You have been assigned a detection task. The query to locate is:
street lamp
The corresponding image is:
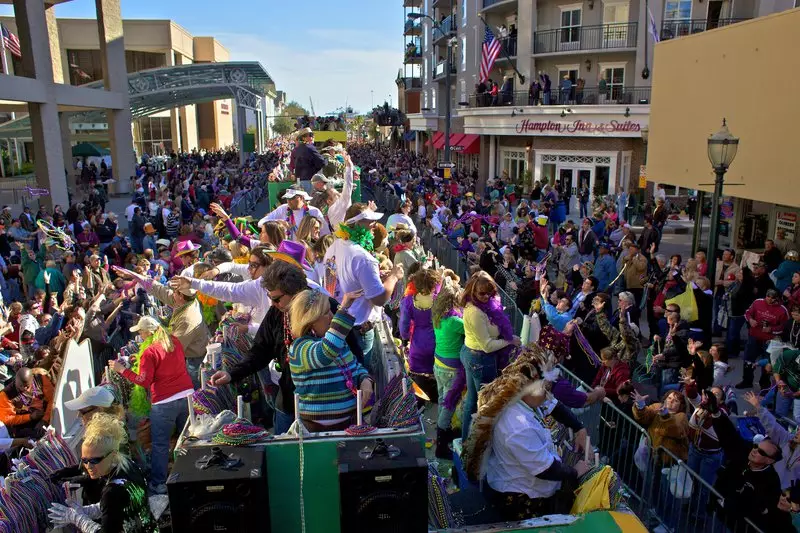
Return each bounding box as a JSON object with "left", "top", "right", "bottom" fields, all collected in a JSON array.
[
  {"left": 705, "top": 118, "right": 739, "bottom": 287},
  {"left": 408, "top": 12, "right": 453, "bottom": 167}
]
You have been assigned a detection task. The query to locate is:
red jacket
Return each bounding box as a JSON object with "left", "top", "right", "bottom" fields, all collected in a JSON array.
[
  {"left": 592, "top": 361, "right": 631, "bottom": 402},
  {"left": 121, "top": 337, "right": 194, "bottom": 403},
  {"left": 745, "top": 298, "right": 789, "bottom": 342},
  {"left": 531, "top": 224, "right": 549, "bottom": 250}
]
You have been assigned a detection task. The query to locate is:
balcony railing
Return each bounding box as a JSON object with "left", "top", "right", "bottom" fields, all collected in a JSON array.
[
  {"left": 500, "top": 35, "right": 517, "bottom": 57},
  {"left": 483, "top": 0, "right": 516, "bottom": 9},
  {"left": 468, "top": 85, "right": 651, "bottom": 107},
  {"left": 434, "top": 60, "right": 457, "bottom": 78},
  {"left": 659, "top": 18, "right": 749, "bottom": 40},
  {"left": 433, "top": 15, "right": 456, "bottom": 41},
  {"left": 534, "top": 22, "right": 637, "bottom": 54},
  {"left": 404, "top": 20, "right": 422, "bottom": 35}
]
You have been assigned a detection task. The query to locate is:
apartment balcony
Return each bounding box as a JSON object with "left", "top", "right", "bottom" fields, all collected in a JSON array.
[
  {"left": 404, "top": 19, "right": 422, "bottom": 36},
  {"left": 401, "top": 77, "right": 422, "bottom": 91},
  {"left": 432, "top": 0, "right": 453, "bottom": 8},
  {"left": 433, "top": 15, "right": 456, "bottom": 44},
  {"left": 497, "top": 35, "right": 517, "bottom": 59},
  {"left": 403, "top": 0, "right": 422, "bottom": 7},
  {"left": 434, "top": 60, "right": 457, "bottom": 81},
  {"left": 481, "top": 0, "right": 518, "bottom": 15},
  {"left": 660, "top": 18, "right": 750, "bottom": 40},
  {"left": 534, "top": 22, "right": 637, "bottom": 55},
  {"left": 467, "top": 85, "right": 651, "bottom": 107}
]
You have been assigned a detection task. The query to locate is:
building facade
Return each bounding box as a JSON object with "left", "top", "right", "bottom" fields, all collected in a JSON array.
[
  {"left": 402, "top": 0, "right": 793, "bottom": 196},
  {"left": 0, "top": 17, "right": 258, "bottom": 156}
]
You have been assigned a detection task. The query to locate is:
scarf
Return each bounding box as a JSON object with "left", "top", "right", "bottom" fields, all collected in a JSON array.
[
  {"left": 334, "top": 223, "right": 374, "bottom": 252},
  {"left": 129, "top": 336, "right": 155, "bottom": 417},
  {"left": 471, "top": 295, "right": 514, "bottom": 341}
]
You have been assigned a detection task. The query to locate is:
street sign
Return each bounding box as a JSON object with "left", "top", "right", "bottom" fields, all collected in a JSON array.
[
  {"left": 438, "top": 162, "right": 456, "bottom": 169},
  {"left": 638, "top": 165, "right": 647, "bottom": 189},
  {"left": 443, "top": 168, "right": 451, "bottom": 179}
]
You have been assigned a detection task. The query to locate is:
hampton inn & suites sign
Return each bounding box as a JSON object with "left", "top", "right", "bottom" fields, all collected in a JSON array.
[{"left": 463, "top": 115, "right": 648, "bottom": 137}]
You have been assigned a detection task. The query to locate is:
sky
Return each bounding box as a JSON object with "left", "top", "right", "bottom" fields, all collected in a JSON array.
[{"left": 0, "top": 0, "right": 406, "bottom": 115}]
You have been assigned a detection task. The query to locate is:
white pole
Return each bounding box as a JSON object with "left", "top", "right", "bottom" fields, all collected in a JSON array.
[
  {"left": 293, "top": 393, "right": 301, "bottom": 424},
  {"left": 402, "top": 377, "right": 408, "bottom": 397},
  {"left": 356, "top": 390, "right": 363, "bottom": 426},
  {"left": 594, "top": 452, "right": 600, "bottom": 467},
  {"left": 236, "top": 395, "right": 244, "bottom": 419},
  {"left": 584, "top": 435, "right": 591, "bottom": 463}
]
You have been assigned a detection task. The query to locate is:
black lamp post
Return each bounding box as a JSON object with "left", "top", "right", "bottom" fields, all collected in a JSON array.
[
  {"left": 705, "top": 119, "right": 739, "bottom": 286},
  {"left": 408, "top": 12, "right": 453, "bottom": 167}
]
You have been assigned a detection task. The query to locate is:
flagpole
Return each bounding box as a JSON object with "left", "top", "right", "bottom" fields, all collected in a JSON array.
[
  {"left": 642, "top": 0, "right": 651, "bottom": 79},
  {"left": 0, "top": 25, "right": 8, "bottom": 178},
  {"left": 477, "top": 16, "right": 525, "bottom": 85}
]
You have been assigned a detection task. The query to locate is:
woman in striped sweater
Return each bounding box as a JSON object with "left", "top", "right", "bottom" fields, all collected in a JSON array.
[
  {"left": 432, "top": 275, "right": 464, "bottom": 458},
  {"left": 288, "top": 288, "right": 374, "bottom": 432}
]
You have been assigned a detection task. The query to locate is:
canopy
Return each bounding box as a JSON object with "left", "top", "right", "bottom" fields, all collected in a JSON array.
[{"left": 72, "top": 142, "right": 110, "bottom": 157}]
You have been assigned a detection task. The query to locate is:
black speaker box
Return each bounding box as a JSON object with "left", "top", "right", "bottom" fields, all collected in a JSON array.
[
  {"left": 166, "top": 445, "right": 269, "bottom": 533},
  {"left": 338, "top": 437, "right": 428, "bottom": 533}
]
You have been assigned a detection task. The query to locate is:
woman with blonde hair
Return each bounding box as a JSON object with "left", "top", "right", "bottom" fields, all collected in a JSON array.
[
  {"left": 310, "top": 234, "right": 335, "bottom": 285},
  {"left": 211, "top": 202, "right": 287, "bottom": 249},
  {"left": 47, "top": 413, "right": 157, "bottom": 532},
  {"left": 460, "top": 271, "right": 521, "bottom": 441},
  {"left": 296, "top": 215, "right": 322, "bottom": 253},
  {"left": 432, "top": 276, "right": 465, "bottom": 458},
  {"left": 288, "top": 288, "right": 373, "bottom": 432},
  {"left": 109, "top": 316, "right": 193, "bottom": 495}
]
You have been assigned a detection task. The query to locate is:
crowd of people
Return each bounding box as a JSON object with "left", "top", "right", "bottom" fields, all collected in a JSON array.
[{"left": 1, "top": 136, "right": 800, "bottom": 531}]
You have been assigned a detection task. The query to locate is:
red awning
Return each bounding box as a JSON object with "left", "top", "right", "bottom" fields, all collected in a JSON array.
[
  {"left": 451, "top": 134, "right": 480, "bottom": 154},
  {"left": 427, "top": 131, "right": 444, "bottom": 148},
  {"left": 432, "top": 131, "right": 447, "bottom": 150}
]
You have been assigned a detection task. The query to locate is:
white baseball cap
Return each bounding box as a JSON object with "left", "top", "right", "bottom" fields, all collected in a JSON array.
[
  {"left": 130, "top": 315, "right": 161, "bottom": 333},
  {"left": 64, "top": 386, "right": 115, "bottom": 411}
]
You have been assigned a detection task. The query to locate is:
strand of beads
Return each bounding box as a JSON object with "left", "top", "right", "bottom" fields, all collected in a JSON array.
[{"left": 211, "top": 418, "right": 269, "bottom": 446}]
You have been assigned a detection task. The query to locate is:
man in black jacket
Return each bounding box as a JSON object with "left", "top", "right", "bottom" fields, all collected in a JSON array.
[
  {"left": 290, "top": 128, "right": 325, "bottom": 191},
  {"left": 709, "top": 407, "right": 783, "bottom": 532},
  {"left": 208, "top": 260, "right": 362, "bottom": 434}
]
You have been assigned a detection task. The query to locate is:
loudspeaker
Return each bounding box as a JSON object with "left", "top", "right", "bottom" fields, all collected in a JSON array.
[
  {"left": 338, "top": 437, "right": 428, "bottom": 533},
  {"left": 167, "top": 445, "right": 269, "bottom": 533}
]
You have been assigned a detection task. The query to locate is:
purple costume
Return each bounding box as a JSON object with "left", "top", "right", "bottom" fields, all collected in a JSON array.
[{"left": 399, "top": 294, "right": 436, "bottom": 374}]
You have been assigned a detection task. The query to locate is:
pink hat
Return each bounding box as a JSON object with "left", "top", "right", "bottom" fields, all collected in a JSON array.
[
  {"left": 175, "top": 240, "right": 201, "bottom": 256},
  {"left": 266, "top": 240, "right": 312, "bottom": 271}
]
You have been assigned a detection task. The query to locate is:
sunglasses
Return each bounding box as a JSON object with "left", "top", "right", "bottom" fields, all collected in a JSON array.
[
  {"left": 268, "top": 290, "right": 286, "bottom": 301},
  {"left": 247, "top": 262, "right": 263, "bottom": 270},
  {"left": 752, "top": 443, "right": 776, "bottom": 460},
  {"left": 81, "top": 451, "right": 111, "bottom": 466},
  {"left": 477, "top": 290, "right": 496, "bottom": 298}
]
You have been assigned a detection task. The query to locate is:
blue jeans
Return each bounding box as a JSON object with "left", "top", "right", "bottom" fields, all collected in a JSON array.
[
  {"left": 725, "top": 315, "right": 745, "bottom": 357},
  {"left": 358, "top": 327, "right": 377, "bottom": 376},
  {"left": 580, "top": 201, "right": 588, "bottom": 218},
  {"left": 273, "top": 408, "right": 294, "bottom": 435},
  {"left": 185, "top": 358, "right": 202, "bottom": 390},
  {"left": 744, "top": 335, "right": 767, "bottom": 363},
  {"left": 687, "top": 445, "right": 723, "bottom": 516},
  {"left": 149, "top": 396, "right": 189, "bottom": 488},
  {"left": 434, "top": 363, "right": 458, "bottom": 429},
  {"left": 460, "top": 346, "right": 498, "bottom": 442}
]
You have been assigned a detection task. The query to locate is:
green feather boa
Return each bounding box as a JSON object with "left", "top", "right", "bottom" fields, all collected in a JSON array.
[
  {"left": 336, "top": 223, "right": 375, "bottom": 252},
  {"left": 129, "top": 336, "right": 154, "bottom": 417}
]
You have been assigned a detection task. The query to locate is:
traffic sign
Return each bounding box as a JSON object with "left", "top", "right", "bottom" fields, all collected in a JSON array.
[{"left": 438, "top": 162, "right": 456, "bottom": 169}]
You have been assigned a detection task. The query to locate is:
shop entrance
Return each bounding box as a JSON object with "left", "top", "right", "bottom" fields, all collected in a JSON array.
[{"left": 557, "top": 167, "right": 594, "bottom": 197}]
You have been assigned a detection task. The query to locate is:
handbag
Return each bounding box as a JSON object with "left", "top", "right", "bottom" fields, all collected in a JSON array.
[
  {"left": 662, "top": 464, "right": 694, "bottom": 499},
  {"left": 633, "top": 435, "right": 650, "bottom": 473}
]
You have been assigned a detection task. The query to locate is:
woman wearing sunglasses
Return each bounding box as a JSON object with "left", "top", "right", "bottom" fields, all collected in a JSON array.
[
  {"left": 460, "top": 271, "right": 520, "bottom": 442},
  {"left": 48, "top": 413, "right": 157, "bottom": 532}
]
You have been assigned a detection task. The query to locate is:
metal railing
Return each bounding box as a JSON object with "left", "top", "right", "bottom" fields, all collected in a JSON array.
[
  {"left": 534, "top": 22, "right": 638, "bottom": 54},
  {"left": 558, "top": 365, "right": 765, "bottom": 533},
  {"left": 404, "top": 20, "right": 422, "bottom": 34},
  {"left": 434, "top": 60, "right": 457, "bottom": 79},
  {"left": 468, "top": 85, "right": 651, "bottom": 107},
  {"left": 433, "top": 15, "right": 456, "bottom": 42},
  {"left": 482, "top": 0, "right": 514, "bottom": 9},
  {"left": 500, "top": 35, "right": 517, "bottom": 57},
  {"left": 660, "top": 18, "right": 750, "bottom": 40}
]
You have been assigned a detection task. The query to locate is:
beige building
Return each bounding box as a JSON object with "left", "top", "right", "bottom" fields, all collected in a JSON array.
[
  {"left": 647, "top": 7, "right": 800, "bottom": 253},
  {"left": 403, "top": 0, "right": 794, "bottom": 197},
  {"left": 1, "top": 16, "right": 236, "bottom": 157}
]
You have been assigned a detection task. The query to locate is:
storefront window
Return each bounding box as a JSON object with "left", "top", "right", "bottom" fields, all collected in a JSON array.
[
  {"left": 501, "top": 149, "right": 527, "bottom": 184},
  {"left": 133, "top": 116, "right": 173, "bottom": 157},
  {"left": 595, "top": 166, "right": 610, "bottom": 197},
  {"left": 542, "top": 163, "right": 556, "bottom": 185}
]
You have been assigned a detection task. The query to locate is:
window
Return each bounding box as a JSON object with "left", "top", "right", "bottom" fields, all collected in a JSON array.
[
  {"left": 461, "top": 36, "right": 467, "bottom": 71},
  {"left": 460, "top": 79, "right": 467, "bottom": 103},
  {"left": 66, "top": 49, "right": 104, "bottom": 85},
  {"left": 432, "top": 87, "right": 437, "bottom": 111},
  {"left": 462, "top": 0, "right": 468, "bottom": 27},
  {"left": 600, "top": 64, "right": 625, "bottom": 101},
  {"left": 423, "top": 57, "right": 429, "bottom": 84},
  {"left": 602, "top": 1, "right": 631, "bottom": 46},
  {"left": 133, "top": 116, "right": 174, "bottom": 157},
  {"left": 603, "top": 1, "right": 629, "bottom": 23},
  {"left": 662, "top": 0, "right": 692, "bottom": 37},
  {"left": 423, "top": 90, "right": 429, "bottom": 109},
  {"left": 501, "top": 149, "right": 528, "bottom": 184},
  {"left": 125, "top": 51, "right": 166, "bottom": 73},
  {"left": 559, "top": 7, "right": 582, "bottom": 50}
]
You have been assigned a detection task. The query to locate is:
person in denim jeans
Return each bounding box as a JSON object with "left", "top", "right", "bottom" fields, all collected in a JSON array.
[
  {"left": 459, "top": 272, "right": 520, "bottom": 442},
  {"left": 110, "top": 316, "right": 193, "bottom": 495},
  {"left": 687, "top": 388, "right": 725, "bottom": 514}
]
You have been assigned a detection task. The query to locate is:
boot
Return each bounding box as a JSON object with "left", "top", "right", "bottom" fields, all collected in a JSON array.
[
  {"left": 435, "top": 427, "right": 454, "bottom": 460},
  {"left": 735, "top": 363, "right": 754, "bottom": 389}
]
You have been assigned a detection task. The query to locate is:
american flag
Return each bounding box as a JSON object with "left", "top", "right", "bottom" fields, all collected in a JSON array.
[
  {"left": 480, "top": 26, "right": 501, "bottom": 83},
  {"left": 1, "top": 24, "right": 21, "bottom": 58}
]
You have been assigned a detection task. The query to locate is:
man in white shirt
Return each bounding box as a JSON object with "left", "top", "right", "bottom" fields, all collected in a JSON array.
[
  {"left": 386, "top": 200, "right": 417, "bottom": 236},
  {"left": 324, "top": 203, "right": 404, "bottom": 374},
  {"left": 259, "top": 189, "right": 329, "bottom": 240},
  {"left": 485, "top": 380, "right": 589, "bottom": 519},
  {"left": 125, "top": 201, "right": 137, "bottom": 224}
]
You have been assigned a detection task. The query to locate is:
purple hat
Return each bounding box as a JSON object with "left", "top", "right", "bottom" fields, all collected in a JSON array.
[
  {"left": 175, "top": 240, "right": 201, "bottom": 256},
  {"left": 266, "top": 240, "right": 312, "bottom": 271}
]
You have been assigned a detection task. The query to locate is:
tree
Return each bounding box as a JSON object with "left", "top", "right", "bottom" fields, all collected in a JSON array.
[{"left": 273, "top": 101, "right": 310, "bottom": 137}]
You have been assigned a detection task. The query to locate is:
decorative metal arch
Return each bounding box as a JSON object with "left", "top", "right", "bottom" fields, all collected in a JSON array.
[{"left": 0, "top": 61, "right": 274, "bottom": 137}]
